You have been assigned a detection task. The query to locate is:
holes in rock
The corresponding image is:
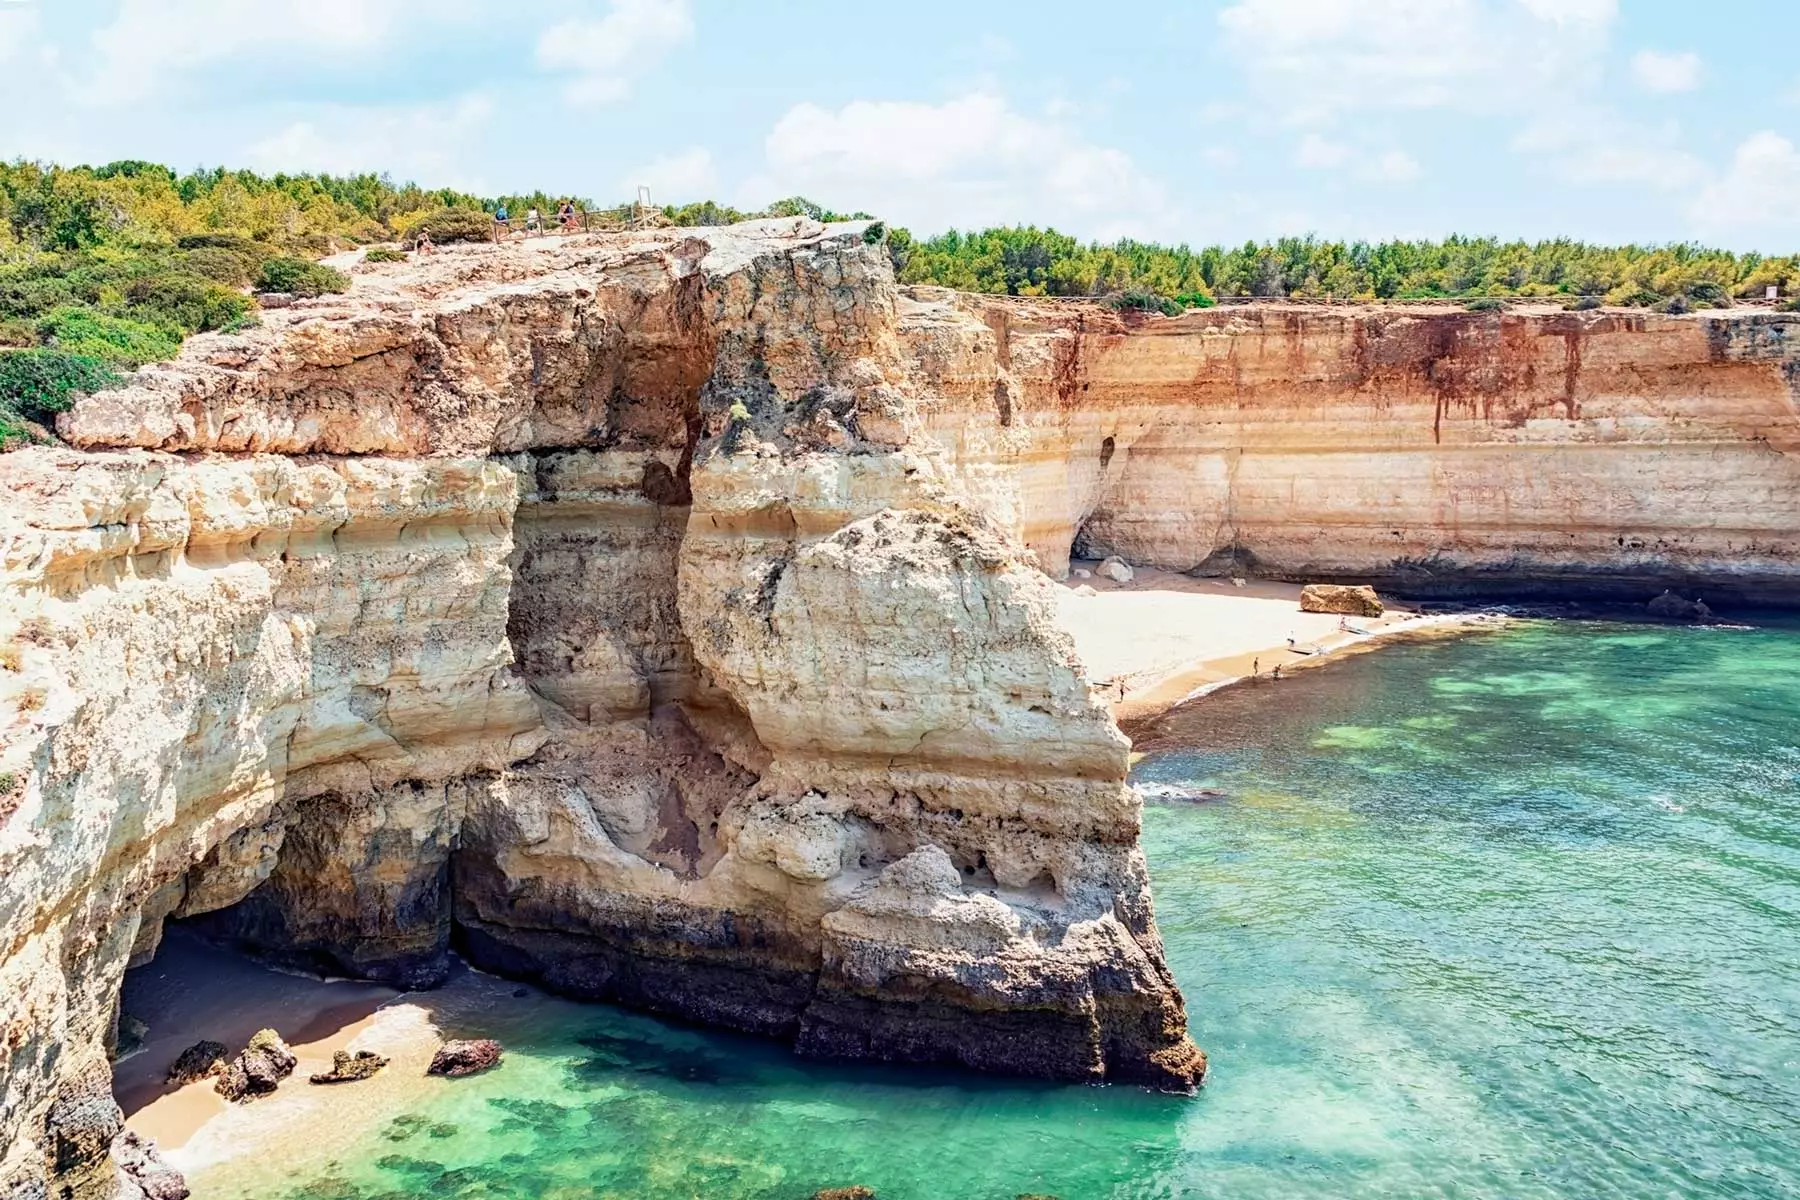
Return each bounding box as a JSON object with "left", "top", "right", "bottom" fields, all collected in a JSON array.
[{"left": 1100, "top": 436, "right": 1116, "bottom": 468}]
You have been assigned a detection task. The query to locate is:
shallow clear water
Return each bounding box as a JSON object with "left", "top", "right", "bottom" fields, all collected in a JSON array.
[{"left": 205, "top": 619, "right": 1800, "bottom": 1200}]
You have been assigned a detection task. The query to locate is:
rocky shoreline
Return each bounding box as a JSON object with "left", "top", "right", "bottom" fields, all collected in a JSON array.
[{"left": 3, "top": 219, "right": 1795, "bottom": 1199}]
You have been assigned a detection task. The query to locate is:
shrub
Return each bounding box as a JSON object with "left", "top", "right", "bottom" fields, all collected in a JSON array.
[
  {"left": 1782, "top": 297, "right": 1800, "bottom": 313},
  {"left": 1108, "top": 288, "right": 1180, "bottom": 317},
  {"left": 1171, "top": 291, "right": 1216, "bottom": 309},
  {"left": 862, "top": 221, "right": 886, "bottom": 245},
  {"left": 177, "top": 231, "right": 259, "bottom": 253},
  {"left": 37, "top": 307, "right": 181, "bottom": 366},
  {"left": 0, "top": 319, "right": 35, "bottom": 347},
  {"left": 1685, "top": 281, "right": 1731, "bottom": 309},
  {"left": 0, "top": 272, "right": 79, "bottom": 321},
  {"left": 362, "top": 246, "right": 407, "bottom": 264},
  {"left": 125, "top": 273, "right": 254, "bottom": 333},
  {"left": 1565, "top": 295, "right": 1604, "bottom": 311},
  {"left": 180, "top": 246, "right": 259, "bottom": 286},
  {"left": 1658, "top": 294, "right": 1692, "bottom": 315},
  {"left": 403, "top": 206, "right": 493, "bottom": 244},
  {"left": 1464, "top": 297, "right": 1507, "bottom": 312},
  {"left": 255, "top": 257, "right": 350, "bottom": 298},
  {"left": 0, "top": 348, "right": 119, "bottom": 444}
]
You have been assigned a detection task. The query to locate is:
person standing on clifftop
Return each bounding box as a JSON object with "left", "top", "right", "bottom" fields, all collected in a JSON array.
[
  {"left": 493, "top": 203, "right": 509, "bottom": 240},
  {"left": 527, "top": 206, "right": 541, "bottom": 233}
]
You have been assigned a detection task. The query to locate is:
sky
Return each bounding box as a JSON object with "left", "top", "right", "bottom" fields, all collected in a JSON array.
[{"left": 2, "top": 0, "right": 1798, "bottom": 250}]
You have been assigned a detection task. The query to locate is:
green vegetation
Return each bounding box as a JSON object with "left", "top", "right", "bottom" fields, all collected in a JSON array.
[
  {"left": 255, "top": 256, "right": 349, "bottom": 297},
  {"left": 0, "top": 348, "right": 117, "bottom": 442},
  {"left": 888, "top": 227, "right": 1800, "bottom": 308},
  {"left": 4, "top": 156, "right": 1796, "bottom": 451}
]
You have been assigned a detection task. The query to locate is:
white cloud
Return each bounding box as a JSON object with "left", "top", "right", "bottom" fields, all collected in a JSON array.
[
  {"left": 1360, "top": 149, "right": 1422, "bottom": 183},
  {"left": 246, "top": 95, "right": 496, "bottom": 190},
  {"left": 748, "top": 92, "right": 1181, "bottom": 240},
  {"left": 1513, "top": 111, "right": 1707, "bottom": 190},
  {"left": 622, "top": 147, "right": 716, "bottom": 202},
  {"left": 1217, "top": 0, "right": 1615, "bottom": 125},
  {"left": 1294, "top": 134, "right": 1351, "bottom": 169},
  {"left": 1631, "top": 50, "right": 1702, "bottom": 94},
  {"left": 537, "top": 0, "right": 692, "bottom": 107},
  {"left": 1690, "top": 131, "right": 1800, "bottom": 234},
  {"left": 85, "top": 0, "right": 460, "bottom": 104}
]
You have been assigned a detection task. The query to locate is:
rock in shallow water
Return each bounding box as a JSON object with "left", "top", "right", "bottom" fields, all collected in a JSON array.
[
  {"left": 308, "top": 1050, "right": 389, "bottom": 1084},
  {"left": 113, "top": 1130, "right": 188, "bottom": 1200},
  {"left": 427, "top": 1039, "right": 502, "bottom": 1077}
]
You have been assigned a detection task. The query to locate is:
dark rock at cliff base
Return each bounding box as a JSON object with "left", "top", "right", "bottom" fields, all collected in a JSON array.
[
  {"left": 1300, "top": 583, "right": 1385, "bottom": 617},
  {"left": 812, "top": 1188, "right": 876, "bottom": 1200},
  {"left": 427, "top": 1039, "right": 502, "bottom": 1077},
  {"left": 309, "top": 1050, "right": 389, "bottom": 1084},
  {"left": 215, "top": 1029, "right": 296, "bottom": 1102},
  {"left": 113, "top": 1130, "right": 189, "bottom": 1200},
  {"left": 165, "top": 1040, "right": 229, "bottom": 1085},
  {"left": 1647, "top": 589, "right": 1712, "bottom": 621}
]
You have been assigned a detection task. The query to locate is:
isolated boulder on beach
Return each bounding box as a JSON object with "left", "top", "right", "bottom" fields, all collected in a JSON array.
[
  {"left": 215, "top": 1029, "right": 296, "bottom": 1102},
  {"left": 1300, "top": 584, "right": 1384, "bottom": 617},
  {"left": 309, "top": 1050, "right": 389, "bottom": 1084},
  {"left": 427, "top": 1039, "right": 502, "bottom": 1077},
  {"left": 1098, "top": 556, "right": 1134, "bottom": 584},
  {"left": 165, "top": 1040, "right": 228, "bottom": 1085}
]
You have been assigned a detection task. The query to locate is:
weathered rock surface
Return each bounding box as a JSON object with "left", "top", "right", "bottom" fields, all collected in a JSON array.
[
  {"left": 164, "top": 1042, "right": 228, "bottom": 1086},
  {"left": 5, "top": 218, "right": 1796, "bottom": 1196},
  {"left": 426, "top": 1039, "right": 502, "bottom": 1077},
  {"left": 308, "top": 1050, "right": 388, "bottom": 1084},
  {"left": 898, "top": 292, "right": 1799, "bottom": 599},
  {"left": 214, "top": 1030, "right": 296, "bottom": 1102},
  {"left": 1299, "top": 584, "right": 1385, "bottom": 617}
]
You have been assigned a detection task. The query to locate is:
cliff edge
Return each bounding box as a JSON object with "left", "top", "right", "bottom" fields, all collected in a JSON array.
[{"left": 0, "top": 221, "right": 1201, "bottom": 1200}]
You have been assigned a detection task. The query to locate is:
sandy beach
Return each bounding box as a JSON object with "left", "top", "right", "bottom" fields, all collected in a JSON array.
[
  {"left": 1052, "top": 563, "right": 1496, "bottom": 725},
  {"left": 117, "top": 929, "right": 435, "bottom": 1168}
]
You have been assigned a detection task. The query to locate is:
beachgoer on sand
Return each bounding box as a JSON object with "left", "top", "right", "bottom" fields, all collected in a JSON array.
[
  {"left": 1273, "top": 664, "right": 1283, "bottom": 681},
  {"left": 1252, "top": 657, "right": 1260, "bottom": 677}
]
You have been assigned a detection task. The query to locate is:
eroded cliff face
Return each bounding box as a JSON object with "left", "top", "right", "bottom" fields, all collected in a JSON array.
[
  {"left": 5, "top": 219, "right": 1797, "bottom": 1197},
  {"left": 0, "top": 222, "right": 1200, "bottom": 1199},
  {"left": 900, "top": 292, "right": 1800, "bottom": 597}
]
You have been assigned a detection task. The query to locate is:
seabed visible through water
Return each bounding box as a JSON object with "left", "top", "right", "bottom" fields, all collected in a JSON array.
[{"left": 125, "top": 616, "right": 1800, "bottom": 1200}]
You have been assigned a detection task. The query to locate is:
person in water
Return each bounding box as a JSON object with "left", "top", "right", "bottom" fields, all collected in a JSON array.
[{"left": 1273, "top": 664, "right": 1283, "bottom": 681}]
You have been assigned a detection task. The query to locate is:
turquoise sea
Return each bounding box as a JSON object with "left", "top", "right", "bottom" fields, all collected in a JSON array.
[{"left": 203, "top": 618, "right": 1800, "bottom": 1200}]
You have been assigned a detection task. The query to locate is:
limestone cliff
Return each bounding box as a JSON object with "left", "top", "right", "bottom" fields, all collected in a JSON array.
[
  {"left": 4, "top": 218, "right": 1797, "bottom": 1198},
  {"left": 900, "top": 292, "right": 1800, "bottom": 598},
  {"left": 0, "top": 222, "right": 1198, "bottom": 1199}
]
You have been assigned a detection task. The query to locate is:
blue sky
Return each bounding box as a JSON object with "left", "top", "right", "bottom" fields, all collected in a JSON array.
[{"left": 2, "top": 0, "right": 1797, "bottom": 249}]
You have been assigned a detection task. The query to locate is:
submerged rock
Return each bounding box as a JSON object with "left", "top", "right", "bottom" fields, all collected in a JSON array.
[
  {"left": 215, "top": 1030, "right": 296, "bottom": 1102},
  {"left": 165, "top": 1040, "right": 228, "bottom": 1085},
  {"left": 812, "top": 1189, "right": 877, "bottom": 1200},
  {"left": 427, "top": 1039, "right": 502, "bottom": 1077},
  {"left": 1300, "top": 584, "right": 1384, "bottom": 617},
  {"left": 113, "top": 1130, "right": 189, "bottom": 1200},
  {"left": 309, "top": 1050, "right": 389, "bottom": 1085}
]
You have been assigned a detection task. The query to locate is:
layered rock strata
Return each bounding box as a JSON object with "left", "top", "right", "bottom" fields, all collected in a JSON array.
[
  {"left": 5, "top": 219, "right": 1796, "bottom": 1197},
  {"left": 1, "top": 222, "right": 1199, "bottom": 1199},
  {"left": 899, "top": 292, "right": 1800, "bottom": 598}
]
